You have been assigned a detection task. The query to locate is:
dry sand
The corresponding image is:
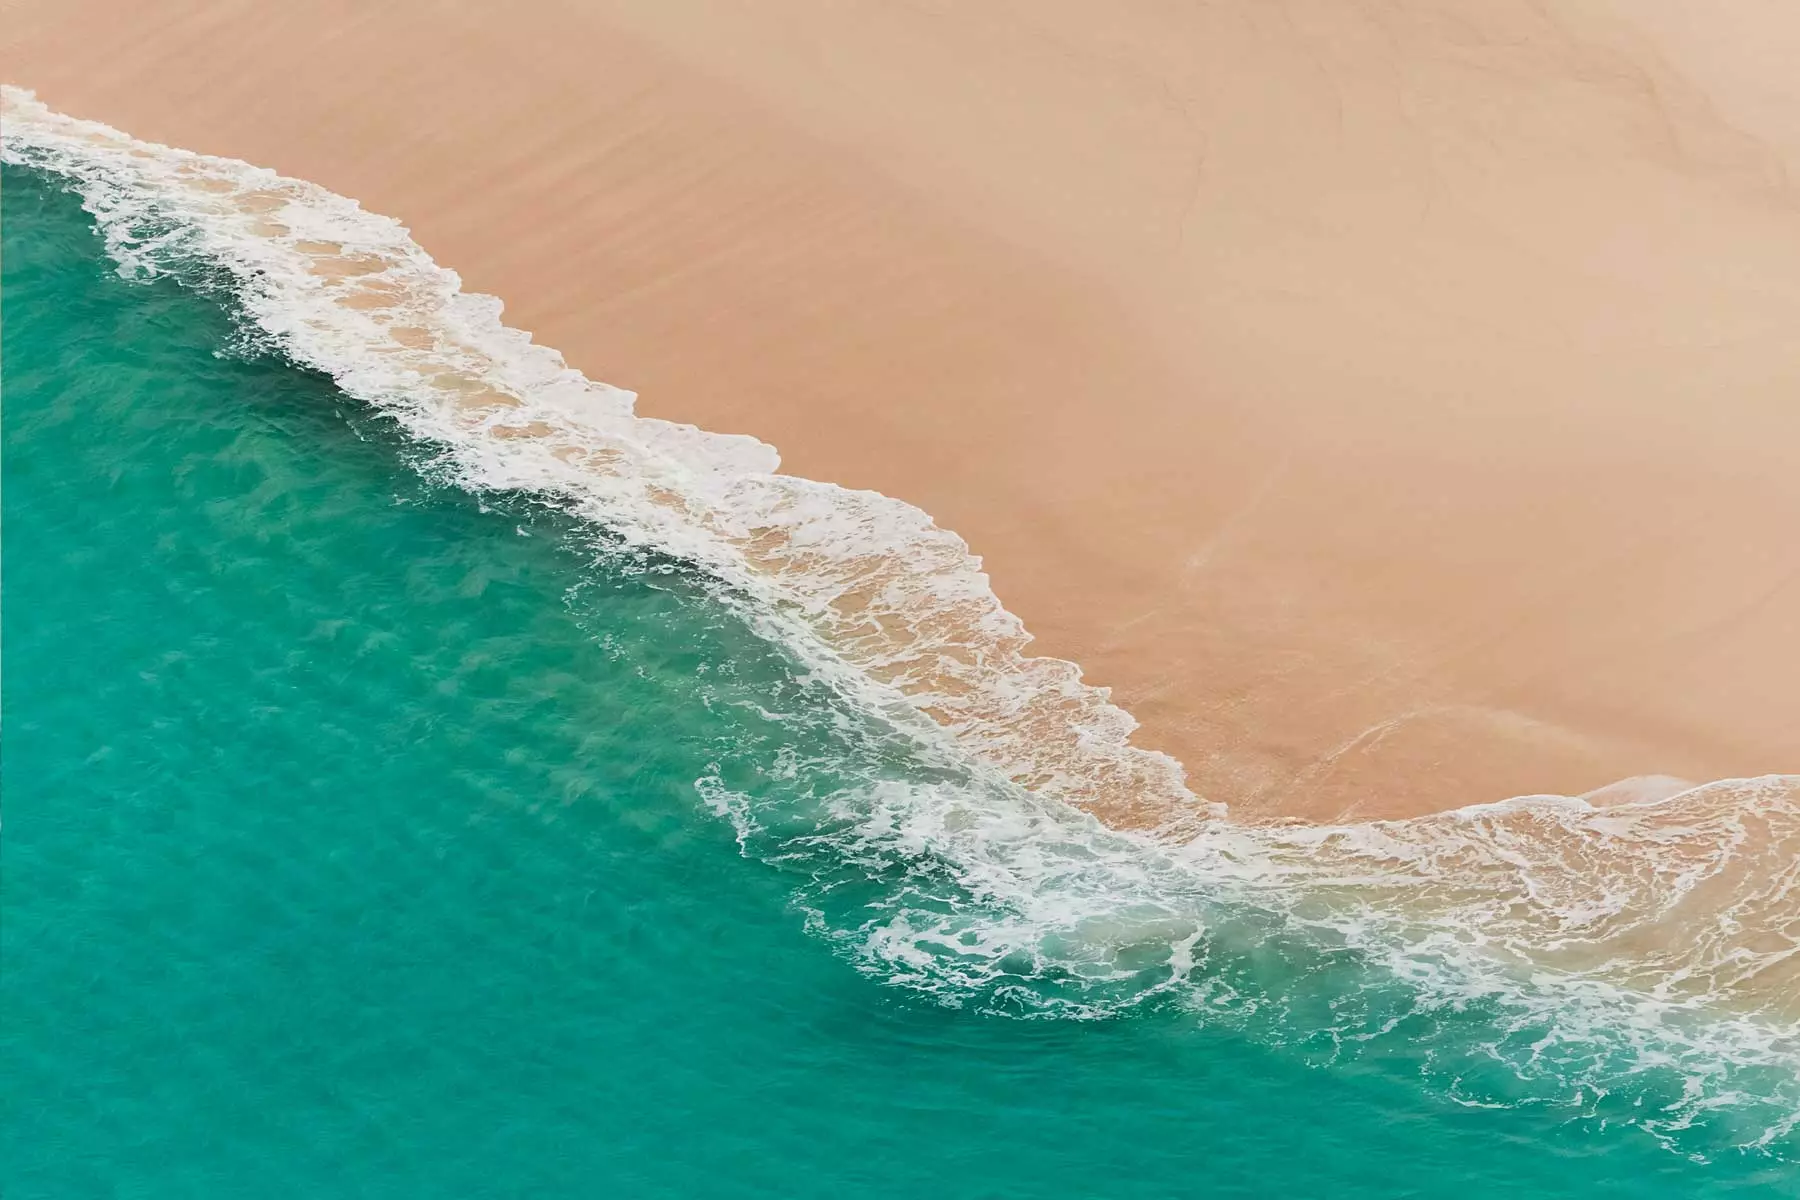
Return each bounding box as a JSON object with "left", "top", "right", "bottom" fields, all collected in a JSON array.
[{"left": 5, "top": 0, "right": 1797, "bottom": 823}]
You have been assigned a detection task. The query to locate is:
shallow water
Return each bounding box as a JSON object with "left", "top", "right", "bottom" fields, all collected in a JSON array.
[{"left": 4, "top": 152, "right": 1797, "bottom": 1197}]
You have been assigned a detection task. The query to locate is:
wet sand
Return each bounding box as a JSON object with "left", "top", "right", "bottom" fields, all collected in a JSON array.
[{"left": 6, "top": 0, "right": 1797, "bottom": 822}]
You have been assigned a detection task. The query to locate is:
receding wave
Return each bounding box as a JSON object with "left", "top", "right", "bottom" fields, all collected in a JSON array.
[{"left": 6, "top": 86, "right": 1794, "bottom": 1161}]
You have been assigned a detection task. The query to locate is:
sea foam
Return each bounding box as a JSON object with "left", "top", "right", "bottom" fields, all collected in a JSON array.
[
  {"left": 0, "top": 87, "right": 1190, "bottom": 825},
  {"left": 5, "top": 86, "right": 1795, "bottom": 1160}
]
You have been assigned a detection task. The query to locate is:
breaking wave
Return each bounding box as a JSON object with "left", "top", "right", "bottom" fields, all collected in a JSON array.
[{"left": 6, "top": 87, "right": 1794, "bottom": 1161}]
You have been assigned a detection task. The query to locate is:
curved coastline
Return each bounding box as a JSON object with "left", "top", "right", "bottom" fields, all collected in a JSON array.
[
  {"left": 9, "top": 0, "right": 1800, "bottom": 826},
  {"left": 0, "top": 87, "right": 1196, "bottom": 828},
  {"left": 7, "top": 89, "right": 1797, "bottom": 1152},
  {"left": 7, "top": 139, "right": 1793, "bottom": 1191}
]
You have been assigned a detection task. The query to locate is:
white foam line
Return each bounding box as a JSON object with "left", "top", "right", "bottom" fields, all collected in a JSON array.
[
  {"left": 7, "top": 86, "right": 1797, "bottom": 1159},
  {"left": 0, "top": 85, "right": 1194, "bottom": 825}
]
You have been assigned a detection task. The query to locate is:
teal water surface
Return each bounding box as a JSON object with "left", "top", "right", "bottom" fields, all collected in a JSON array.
[{"left": 4, "top": 165, "right": 1794, "bottom": 1198}]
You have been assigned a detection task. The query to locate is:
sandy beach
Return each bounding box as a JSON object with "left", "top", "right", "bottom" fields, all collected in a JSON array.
[{"left": 6, "top": 0, "right": 1797, "bottom": 824}]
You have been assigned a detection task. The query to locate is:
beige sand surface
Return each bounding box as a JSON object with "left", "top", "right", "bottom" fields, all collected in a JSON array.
[{"left": 5, "top": 0, "right": 1796, "bottom": 823}]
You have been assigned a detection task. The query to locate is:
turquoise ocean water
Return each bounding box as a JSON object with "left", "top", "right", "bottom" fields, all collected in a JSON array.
[{"left": 4, "top": 154, "right": 1796, "bottom": 1198}]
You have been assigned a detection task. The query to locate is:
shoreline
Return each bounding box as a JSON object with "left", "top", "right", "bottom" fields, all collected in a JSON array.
[
  {"left": 8, "top": 77, "right": 1799, "bottom": 1051},
  {"left": 5, "top": 0, "right": 1799, "bottom": 823}
]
